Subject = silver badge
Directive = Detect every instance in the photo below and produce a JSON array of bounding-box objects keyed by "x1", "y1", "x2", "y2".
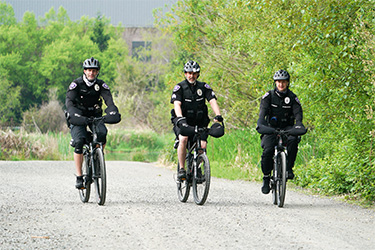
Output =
[
  {"x1": 284, "y1": 97, "x2": 290, "y2": 104},
  {"x1": 197, "y1": 89, "x2": 203, "y2": 96},
  {"x1": 94, "y1": 84, "x2": 100, "y2": 91}
]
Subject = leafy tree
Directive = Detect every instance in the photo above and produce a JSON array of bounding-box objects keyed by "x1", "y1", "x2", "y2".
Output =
[
  {"x1": 0, "y1": 71, "x2": 21, "y2": 126},
  {"x1": 156, "y1": 0, "x2": 375, "y2": 202},
  {"x1": 90, "y1": 14, "x2": 110, "y2": 52},
  {"x1": 39, "y1": 30, "x2": 100, "y2": 101},
  {"x1": 0, "y1": 1, "x2": 16, "y2": 25}
]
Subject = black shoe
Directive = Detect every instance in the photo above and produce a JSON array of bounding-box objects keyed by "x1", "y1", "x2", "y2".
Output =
[
  {"x1": 75, "y1": 176, "x2": 84, "y2": 189},
  {"x1": 287, "y1": 169, "x2": 295, "y2": 180},
  {"x1": 261, "y1": 176, "x2": 271, "y2": 194},
  {"x1": 178, "y1": 168, "x2": 186, "y2": 181},
  {"x1": 174, "y1": 139, "x2": 179, "y2": 149}
]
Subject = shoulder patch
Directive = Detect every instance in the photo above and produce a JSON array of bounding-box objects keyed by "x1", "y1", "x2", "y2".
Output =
[
  {"x1": 262, "y1": 92, "x2": 270, "y2": 99},
  {"x1": 69, "y1": 82, "x2": 77, "y2": 90},
  {"x1": 295, "y1": 97, "x2": 301, "y2": 105},
  {"x1": 173, "y1": 85, "x2": 181, "y2": 92},
  {"x1": 102, "y1": 83, "x2": 110, "y2": 90},
  {"x1": 204, "y1": 83, "x2": 212, "y2": 90}
]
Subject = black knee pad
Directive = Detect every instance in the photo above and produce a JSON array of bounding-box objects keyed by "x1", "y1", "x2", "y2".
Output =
[{"x1": 73, "y1": 137, "x2": 85, "y2": 154}]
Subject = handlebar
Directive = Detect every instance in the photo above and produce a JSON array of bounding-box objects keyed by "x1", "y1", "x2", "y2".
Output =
[
  {"x1": 257, "y1": 124, "x2": 307, "y2": 136},
  {"x1": 179, "y1": 120, "x2": 225, "y2": 138},
  {"x1": 86, "y1": 116, "x2": 105, "y2": 125}
]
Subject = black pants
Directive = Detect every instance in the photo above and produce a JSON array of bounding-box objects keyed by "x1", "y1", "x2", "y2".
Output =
[
  {"x1": 70, "y1": 123, "x2": 107, "y2": 154},
  {"x1": 260, "y1": 133, "x2": 299, "y2": 175}
]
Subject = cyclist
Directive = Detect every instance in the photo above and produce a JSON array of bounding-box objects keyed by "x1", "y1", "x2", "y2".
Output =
[
  {"x1": 256, "y1": 69, "x2": 305, "y2": 194},
  {"x1": 170, "y1": 60, "x2": 223, "y2": 181},
  {"x1": 65, "y1": 57, "x2": 121, "y2": 189}
]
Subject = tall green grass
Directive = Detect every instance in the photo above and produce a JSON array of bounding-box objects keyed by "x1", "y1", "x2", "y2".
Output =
[
  {"x1": 206, "y1": 128, "x2": 263, "y2": 181},
  {"x1": 106, "y1": 129, "x2": 174, "y2": 162}
]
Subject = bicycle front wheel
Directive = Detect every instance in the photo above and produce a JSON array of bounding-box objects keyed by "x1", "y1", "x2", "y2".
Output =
[
  {"x1": 93, "y1": 148, "x2": 106, "y2": 205},
  {"x1": 177, "y1": 159, "x2": 190, "y2": 202},
  {"x1": 79, "y1": 150, "x2": 91, "y2": 203},
  {"x1": 192, "y1": 153, "x2": 210, "y2": 205},
  {"x1": 276, "y1": 151, "x2": 287, "y2": 207}
]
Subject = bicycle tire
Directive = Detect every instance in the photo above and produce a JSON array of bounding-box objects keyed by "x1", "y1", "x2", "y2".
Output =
[
  {"x1": 79, "y1": 150, "x2": 91, "y2": 203},
  {"x1": 177, "y1": 158, "x2": 190, "y2": 202},
  {"x1": 272, "y1": 154, "x2": 278, "y2": 205},
  {"x1": 93, "y1": 148, "x2": 106, "y2": 205},
  {"x1": 277, "y1": 151, "x2": 287, "y2": 207},
  {"x1": 192, "y1": 153, "x2": 210, "y2": 205}
]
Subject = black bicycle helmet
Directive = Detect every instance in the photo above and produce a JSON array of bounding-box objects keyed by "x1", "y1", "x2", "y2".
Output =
[
  {"x1": 83, "y1": 57, "x2": 100, "y2": 70},
  {"x1": 184, "y1": 60, "x2": 200, "y2": 73},
  {"x1": 273, "y1": 69, "x2": 290, "y2": 81}
]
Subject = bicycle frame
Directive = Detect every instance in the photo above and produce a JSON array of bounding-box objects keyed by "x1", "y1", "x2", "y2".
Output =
[
  {"x1": 87, "y1": 122, "x2": 103, "y2": 180},
  {"x1": 79, "y1": 117, "x2": 106, "y2": 205},
  {"x1": 177, "y1": 126, "x2": 211, "y2": 205},
  {"x1": 186, "y1": 132, "x2": 205, "y2": 181}
]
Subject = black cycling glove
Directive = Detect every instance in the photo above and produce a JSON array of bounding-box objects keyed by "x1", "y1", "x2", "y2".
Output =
[{"x1": 214, "y1": 115, "x2": 223, "y2": 122}]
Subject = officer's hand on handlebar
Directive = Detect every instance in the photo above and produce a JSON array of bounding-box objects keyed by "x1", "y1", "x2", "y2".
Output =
[
  {"x1": 86, "y1": 117, "x2": 94, "y2": 125},
  {"x1": 214, "y1": 115, "x2": 223, "y2": 122},
  {"x1": 175, "y1": 117, "x2": 187, "y2": 128}
]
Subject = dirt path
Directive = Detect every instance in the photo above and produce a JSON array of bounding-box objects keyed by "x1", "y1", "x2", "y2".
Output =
[{"x1": 0, "y1": 161, "x2": 374, "y2": 249}]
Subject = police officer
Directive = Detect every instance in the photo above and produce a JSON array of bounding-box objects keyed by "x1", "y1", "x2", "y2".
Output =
[
  {"x1": 170, "y1": 60, "x2": 223, "y2": 180},
  {"x1": 256, "y1": 69, "x2": 305, "y2": 194},
  {"x1": 66, "y1": 57, "x2": 121, "y2": 189}
]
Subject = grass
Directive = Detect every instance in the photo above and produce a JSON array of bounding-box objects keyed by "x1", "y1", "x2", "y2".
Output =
[{"x1": 104, "y1": 128, "x2": 174, "y2": 162}]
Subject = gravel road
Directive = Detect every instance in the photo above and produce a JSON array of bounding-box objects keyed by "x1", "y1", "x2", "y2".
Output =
[{"x1": 0, "y1": 161, "x2": 374, "y2": 249}]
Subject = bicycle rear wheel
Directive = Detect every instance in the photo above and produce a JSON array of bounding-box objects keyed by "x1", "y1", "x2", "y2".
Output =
[
  {"x1": 192, "y1": 153, "x2": 210, "y2": 205},
  {"x1": 93, "y1": 148, "x2": 106, "y2": 205},
  {"x1": 79, "y1": 150, "x2": 91, "y2": 203},
  {"x1": 276, "y1": 152, "x2": 287, "y2": 207},
  {"x1": 177, "y1": 157, "x2": 190, "y2": 202}
]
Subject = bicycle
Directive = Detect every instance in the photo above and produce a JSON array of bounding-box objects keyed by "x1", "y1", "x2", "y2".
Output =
[
  {"x1": 79, "y1": 116, "x2": 107, "y2": 206},
  {"x1": 270, "y1": 126, "x2": 306, "y2": 207},
  {"x1": 271, "y1": 130, "x2": 289, "y2": 207},
  {"x1": 176, "y1": 122, "x2": 224, "y2": 205}
]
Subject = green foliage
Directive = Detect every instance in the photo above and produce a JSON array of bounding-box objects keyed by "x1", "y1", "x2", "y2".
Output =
[
  {"x1": 0, "y1": 1, "x2": 16, "y2": 25},
  {"x1": 0, "y1": 3, "x2": 130, "y2": 125},
  {"x1": 113, "y1": 28, "x2": 174, "y2": 132},
  {"x1": 90, "y1": 13, "x2": 110, "y2": 52},
  {"x1": 156, "y1": 0, "x2": 375, "y2": 203},
  {"x1": 0, "y1": 72, "x2": 21, "y2": 125},
  {"x1": 105, "y1": 129, "x2": 172, "y2": 162},
  {"x1": 207, "y1": 128, "x2": 263, "y2": 181}
]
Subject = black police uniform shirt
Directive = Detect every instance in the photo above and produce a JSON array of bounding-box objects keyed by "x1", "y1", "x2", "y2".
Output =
[
  {"x1": 66, "y1": 75, "x2": 115, "y2": 118},
  {"x1": 170, "y1": 79, "x2": 217, "y2": 125},
  {"x1": 257, "y1": 88, "x2": 303, "y2": 129}
]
